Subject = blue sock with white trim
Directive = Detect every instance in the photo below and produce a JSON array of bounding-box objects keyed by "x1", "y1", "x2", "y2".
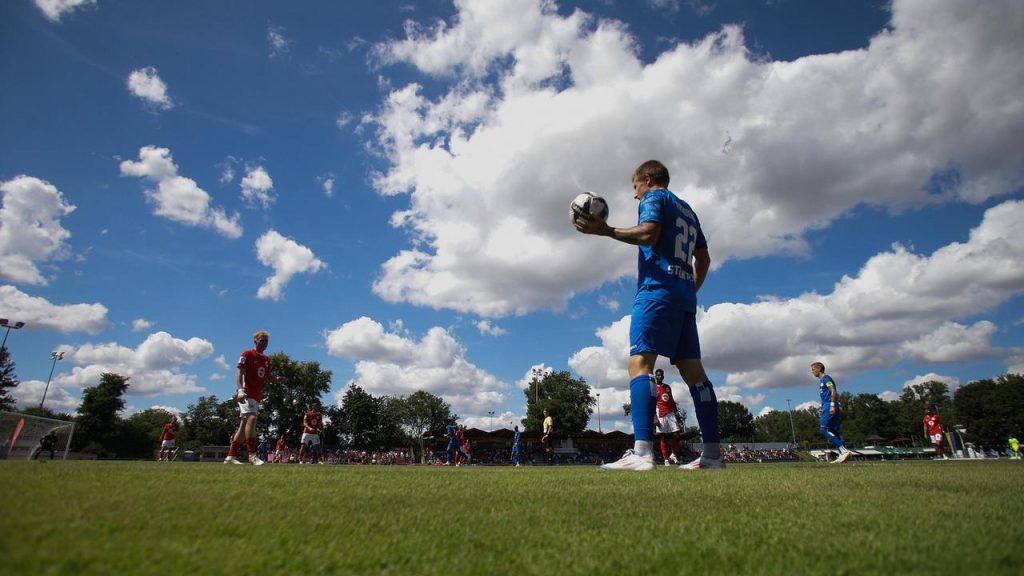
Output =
[
  {"x1": 689, "y1": 380, "x2": 721, "y2": 460},
  {"x1": 630, "y1": 374, "x2": 656, "y2": 457}
]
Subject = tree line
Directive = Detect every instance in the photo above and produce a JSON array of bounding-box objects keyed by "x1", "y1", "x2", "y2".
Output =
[{"x1": 3, "y1": 344, "x2": 1020, "y2": 457}]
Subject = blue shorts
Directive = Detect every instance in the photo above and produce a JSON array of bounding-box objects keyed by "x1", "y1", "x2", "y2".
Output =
[
  {"x1": 820, "y1": 410, "x2": 842, "y2": 434},
  {"x1": 629, "y1": 297, "x2": 701, "y2": 362}
]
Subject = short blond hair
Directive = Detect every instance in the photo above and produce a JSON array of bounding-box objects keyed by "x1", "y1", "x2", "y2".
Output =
[
  {"x1": 253, "y1": 330, "x2": 270, "y2": 340},
  {"x1": 633, "y1": 160, "x2": 670, "y2": 187},
  {"x1": 811, "y1": 361, "x2": 825, "y2": 372}
]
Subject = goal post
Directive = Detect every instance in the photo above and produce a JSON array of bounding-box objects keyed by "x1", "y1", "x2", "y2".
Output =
[{"x1": 0, "y1": 411, "x2": 76, "y2": 460}]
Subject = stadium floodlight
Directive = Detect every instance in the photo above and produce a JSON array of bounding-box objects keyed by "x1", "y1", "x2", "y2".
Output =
[
  {"x1": 39, "y1": 351, "x2": 65, "y2": 409},
  {"x1": 596, "y1": 393, "x2": 602, "y2": 433},
  {"x1": 532, "y1": 367, "x2": 543, "y2": 404},
  {"x1": 0, "y1": 318, "x2": 26, "y2": 352},
  {"x1": 487, "y1": 410, "x2": 495, "y2": 432}
]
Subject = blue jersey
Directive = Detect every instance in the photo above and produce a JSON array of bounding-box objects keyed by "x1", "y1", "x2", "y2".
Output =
[
  {"x1": 446, "y1": 423, "x2": 456, "y2": 439},
  {"x1": 636, "y1": 189, "x2": 707, "y2": 312},
  {"x1": 512, "y1": 430, "x2": 521, "y2": 449},
  {"x1": 819, "y1": 375, "x2": 839, "y2": 408}
]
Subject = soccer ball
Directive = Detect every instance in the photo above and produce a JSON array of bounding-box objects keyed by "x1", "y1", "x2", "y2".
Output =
[{"x1": 570, "y1": 192, "x2": 609, "y2": 223}]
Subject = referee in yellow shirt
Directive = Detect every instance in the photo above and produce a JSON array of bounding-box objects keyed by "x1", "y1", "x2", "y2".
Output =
[{"x1": 542, "y1": 409, "x2": 555, "y2": 465}]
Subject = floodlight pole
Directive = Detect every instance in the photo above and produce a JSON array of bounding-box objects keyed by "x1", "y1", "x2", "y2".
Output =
[
  {"x1": 487, "y1": 410, "x2": 495, "y2": 432},
  {"x1": 596, "y1": 393, "x2": 602, "y2": 433},
  {"x1": 786, "y1": 399, "x2": 797, "y2": 446},
  {"x1": 40, "y1": 351, "x2": 65, "y2": 409}
]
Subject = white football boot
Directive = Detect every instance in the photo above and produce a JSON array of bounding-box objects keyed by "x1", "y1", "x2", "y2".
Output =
[{"x1": 600, "y1": 449, "x2": 655, "y2": 471}]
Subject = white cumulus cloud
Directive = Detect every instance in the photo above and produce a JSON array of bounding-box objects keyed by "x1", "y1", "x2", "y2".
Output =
[
  {"x1": 325, "y1": 316, "x2": 509, "y2": 413},
  {"x1": 364, "y1": 0, "x2": 1024, "y2": 318},
  {"x1": 0, "y1": 285, "x2": 107, "y2": 333},
  {"x1": 240, "y1": 165, "x2": 275, "y2": 209},
  {"x1": 0, "y1": 176, "x2": 76, "y2": 286},
  {"x1": 13, "y1": 331, "x2": 215, "y2": 409},
  {"x1": 131, "y1": 318, "x2": 154, "y2": 332},
  {"x1": 120, "y1": 146, "x2": 243, "y2": 238},
  {"x1": 126, "y1": 67, "x2": 173, "y2": 110},
  {"x1": 255, "y1": 230, "x2": 325, "y2": 300},
  {"x1": 34, "y1": 0, "x2": 95, "y2": 22}
]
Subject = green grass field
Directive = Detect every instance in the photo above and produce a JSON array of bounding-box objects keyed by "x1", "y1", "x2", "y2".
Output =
[{"x1": 2, "y1": 460, "x2": 1022, "y2": 575}]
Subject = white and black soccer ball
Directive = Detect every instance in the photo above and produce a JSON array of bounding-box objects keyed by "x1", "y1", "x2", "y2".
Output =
[{"x1": 570, "y1": 192, "x2": 609, "y2": 223}]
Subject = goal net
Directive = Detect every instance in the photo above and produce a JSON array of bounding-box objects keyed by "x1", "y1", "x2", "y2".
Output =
[{"x1": 0, "y1": 411, "x2": 76, "y2": 460}]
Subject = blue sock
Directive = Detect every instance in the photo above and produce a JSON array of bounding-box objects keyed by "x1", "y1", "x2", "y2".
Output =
[
  {"x1": 689, "y1": 380, "x2": 721, "y2": 458},
  {"x1": 630, "y1": 374, "x2": 656, "y2": 442}
]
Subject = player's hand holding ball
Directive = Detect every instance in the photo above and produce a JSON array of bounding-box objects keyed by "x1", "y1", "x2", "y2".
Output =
[
  {"x1": 236, "y1": 389, "x2": 248, "y2": 402},
  {"x1": 571, "y1": 192, "x2": 611, "y2": 236}
]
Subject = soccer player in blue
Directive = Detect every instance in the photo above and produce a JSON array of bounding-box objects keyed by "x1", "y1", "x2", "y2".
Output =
[
  {"x1": 444, "y1": 418, "x2": 468, "y2": 466},
  {"x1": 511, "y1": 425, "x2": 522, "y2": 467},
  {"x1": 575, "y1": 159, "x2": 722, "y2": 471},
  {"x1": 811, "y1": 361, "x2": 853, "y2": 464}
]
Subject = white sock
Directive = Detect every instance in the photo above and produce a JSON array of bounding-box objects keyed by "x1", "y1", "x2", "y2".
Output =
[{"x1": 634, "y1": 440, "x2": 653, "y2": 458}]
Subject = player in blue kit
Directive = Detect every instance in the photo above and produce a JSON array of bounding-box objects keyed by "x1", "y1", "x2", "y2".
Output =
[
  {"x1": 575, "y1": 159, "x2": 722, "y2": 471},
  {"x1": 444, "y1": 418, "x2": 468, "y2": 466},
  {"x1": 811, "y1": 361, "x2": 853, "y2": 464},
  {"x1": 511, "y1": 425, "x2": 522, "y2": 467}
]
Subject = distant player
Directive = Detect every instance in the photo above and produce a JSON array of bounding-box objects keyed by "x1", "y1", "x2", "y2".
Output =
[
  {"x1": 299, "y1": 402, "x2": 324, "y2": 464},
  {"x1": 542, "y1": 409, "x2": 555, "y2": 465},
  {"x1": 225, "y1": 330, "x2": 273, "y2": 466},
  {"x1": 158, "y1": 415, "x2": 179, "y2": 461},
  {"x1": 444, "y1": 419, "x2": 467, "y2": 466},
  {"x1": 811, "y1": 362, "x2": 853, "y2": 464},
  {"x1": 923, "y1": 406, "x2": 948, "y2": 460},
  {"x1": 455, "y1": 424, "x2": 467, "y2": 465},
  {"x1": 511, "y1": 425, "x2": 522, "y2": 467},
  {"x1": 257, "y1": 435, "x2": 269, "y2": 463},
  {"x1": 1009, "y1": 436, "x2": 1020, "y2": 459},
  {"x1": 463, "y1": 437, "x2": 473, "y2": 466},
  {"x1": 274, "y1": 437, "x2": 286, "y2": 463},
  {"x1": 33, "y1": 430, "x2": 58, "y2": 460},
  {"x1": 653, "y1": 369, "x2": 683, "y2": 466}
]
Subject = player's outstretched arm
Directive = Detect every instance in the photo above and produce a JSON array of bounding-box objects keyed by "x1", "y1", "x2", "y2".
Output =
[{"x1": 575, "y1": 218, "x2": 660, "y2": 247}]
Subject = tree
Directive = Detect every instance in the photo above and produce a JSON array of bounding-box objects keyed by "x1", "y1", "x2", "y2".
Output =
[
  {"x1": 258, "y1": 353, "x2": 333, "y2": 444},
  {"x1": 116, "y1": 408, "x2": 176, "y2": 459},
  {"x1": 72, "y1": 373, "x2": 129, "y2": 455},
  {"x1": 842, "y1": 393, "x2": 899, "y2": 446},
  {"x1": 954, "y1": 374, "x2": 1024, "y2": 450},
  {"x1": 179, "y1": 395, "x2": 237, "y2": 450},
  {"x1": 717, "y1": 400, "x2": 754, "y2": 441},
  {"x1": 754, "y1": 409, "x2": 795, "y2": 443},
  {"x1": 898, "y1": 380, "x2": 952, "y2": 443},
  {"x1": 333, "y1": 385, "x2": 404, "y2": 450},
  {"x1": 394, "y1": 390, "x2": 453, "y2": 461},
  {"x1": 0, "y1": 348, "x2": 17, "y2": 412},
  {"x1": 522, "y1": 370, "x2": 594, "y2": 433}
]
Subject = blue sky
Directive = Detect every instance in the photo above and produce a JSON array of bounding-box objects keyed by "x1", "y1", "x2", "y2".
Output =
[{"x1": 2, "y1": 0, "x2": 1022, "y2": 432}]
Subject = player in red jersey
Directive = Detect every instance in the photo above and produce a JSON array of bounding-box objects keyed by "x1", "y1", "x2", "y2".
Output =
[
  {"x1": 653, "y1": 369, "x2": 683, "y2": 465},
  {"x1": 225, "y1": 330, "x2": 274, "y2": 466},
  {"x1": 455, "y1": 424, "x2": 467, "y2": 466},
  {"x1": 923, "y1": 406, "x2": 948, "y2": 460},
  {"x1": 158, "y1": 414, "x2": 179, "y2": 461},
  {"x1": 299, "y1": 401, "x2": 325, "y2": 464},
  {"x1": 274, "y1": 437, "x2": 287, "y2": 463}
]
